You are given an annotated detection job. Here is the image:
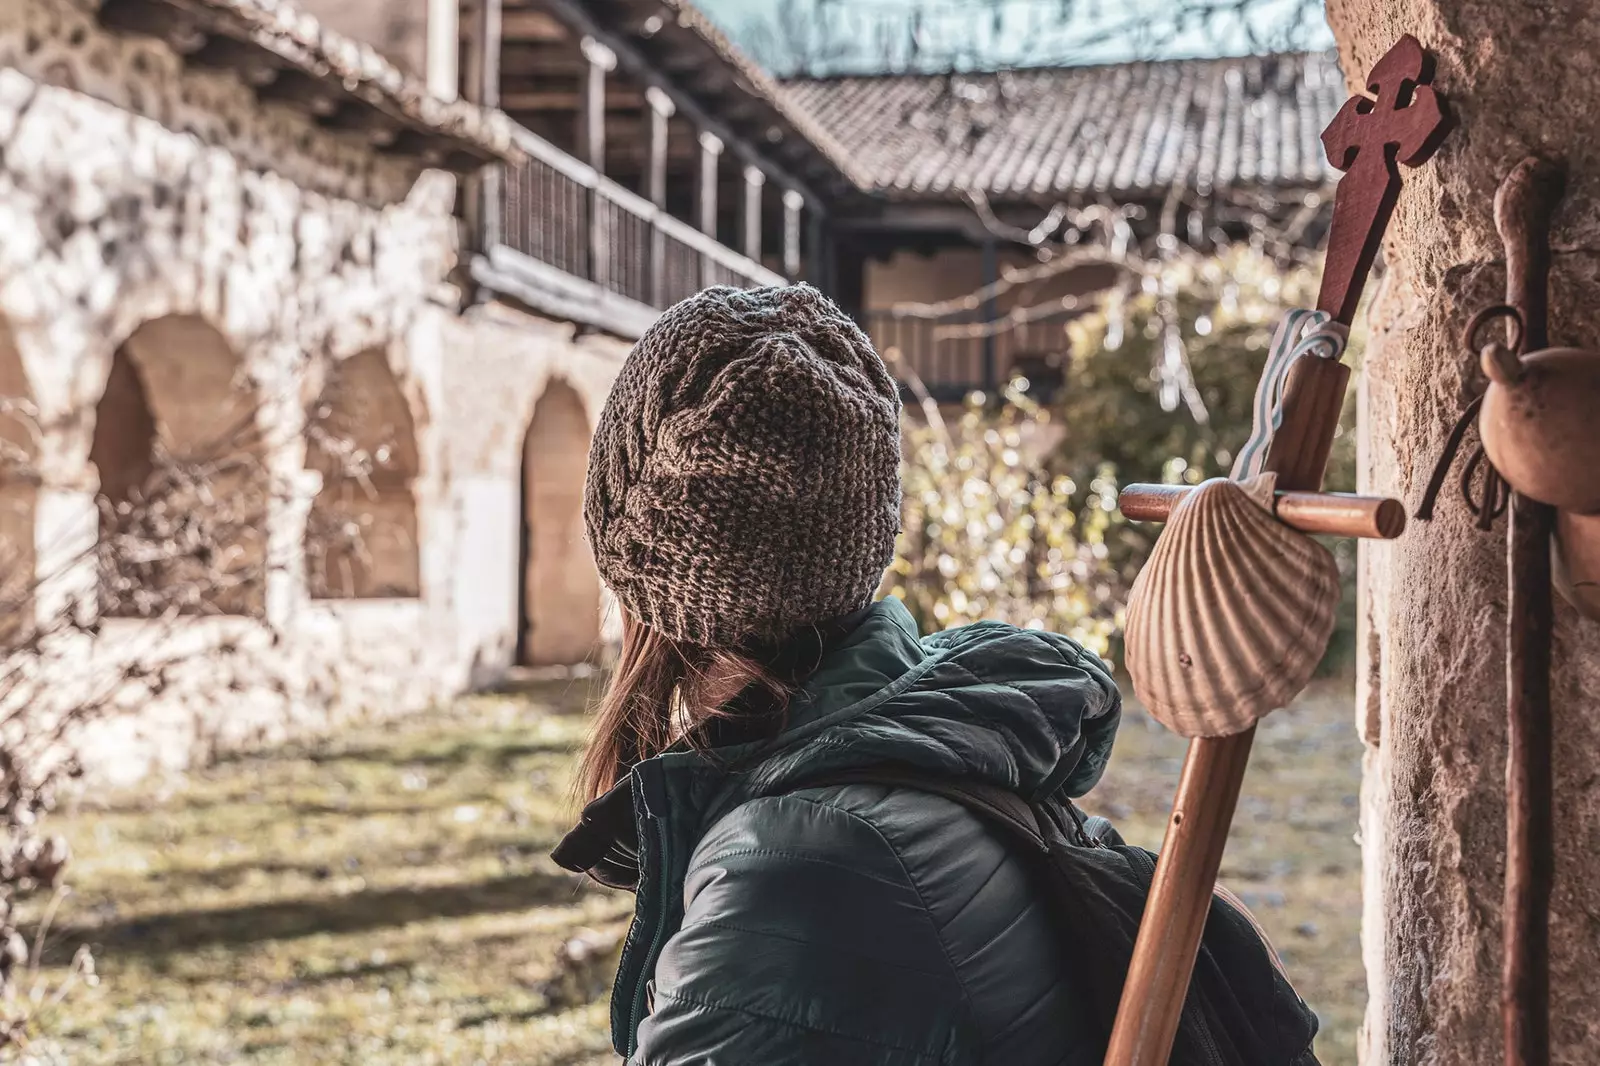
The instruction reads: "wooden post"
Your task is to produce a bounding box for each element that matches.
[1105,359,1349,1066]
[578,36,616,290]
[1495,155,1562,1066]
[806,210,829,290]
[463,0,502,254]
[646,86,673,308]
[783,189,804,281]
[578,36,615,174]
[425,0,458,101]
[698,131,723,239]
[1105,35,1450,1066]
[645,86,673,209]
[742,166,765,265]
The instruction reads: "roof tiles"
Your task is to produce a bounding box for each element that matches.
[781,52,1346,202]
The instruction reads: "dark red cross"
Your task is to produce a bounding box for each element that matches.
[1318,34,1453,324]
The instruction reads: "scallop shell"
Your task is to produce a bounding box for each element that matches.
[1125,474,1342,738]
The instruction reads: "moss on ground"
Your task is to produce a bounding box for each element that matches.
[23,677,1363,1064]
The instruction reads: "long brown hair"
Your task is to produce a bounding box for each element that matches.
[576,610,792,804]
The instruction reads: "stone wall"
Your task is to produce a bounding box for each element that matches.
[0,0,627,784]
[1322,3,1600,1063]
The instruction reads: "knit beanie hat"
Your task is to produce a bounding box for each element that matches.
[584,284,902,648]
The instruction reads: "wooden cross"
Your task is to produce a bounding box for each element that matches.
[1318,34,1452,324]
[1103,37,1453,1066]
[1116,35,1452,538]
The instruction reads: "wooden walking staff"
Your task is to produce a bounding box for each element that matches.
[1103,36,1452,1066]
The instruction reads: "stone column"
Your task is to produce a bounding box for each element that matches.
[1322,5,1600,1063]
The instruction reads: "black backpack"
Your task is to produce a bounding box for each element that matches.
[795,766,1321,1066]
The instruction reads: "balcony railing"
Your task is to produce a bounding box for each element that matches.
[477,124,785,337]
[861,307,1080,403]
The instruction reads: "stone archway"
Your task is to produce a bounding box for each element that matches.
[89,316,267,617]
[0,323,37,626]
[517,379,600,666]
[304,349,422,600]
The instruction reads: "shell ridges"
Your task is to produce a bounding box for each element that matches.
[1125,475,1342,738]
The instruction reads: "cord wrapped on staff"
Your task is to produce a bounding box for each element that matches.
[1106,34,1452,1066]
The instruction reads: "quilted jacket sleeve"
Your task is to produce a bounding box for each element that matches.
[629,791,977,1066]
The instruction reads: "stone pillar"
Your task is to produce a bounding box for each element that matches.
[1322,5,1600,1063]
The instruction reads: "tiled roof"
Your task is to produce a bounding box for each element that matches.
[781,52,1345,202]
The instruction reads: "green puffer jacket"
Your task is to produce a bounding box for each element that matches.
[571,597,1123,1065]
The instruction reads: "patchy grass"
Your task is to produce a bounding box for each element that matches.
[25,680,624,1066]
[23,676,1364,1065]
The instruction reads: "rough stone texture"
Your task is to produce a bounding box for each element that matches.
[0,0,626,783]
[1324,4,1600,1063]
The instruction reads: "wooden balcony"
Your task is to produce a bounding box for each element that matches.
[471,123,786,337]
[458,0,853,339]
[862,307,1080,404]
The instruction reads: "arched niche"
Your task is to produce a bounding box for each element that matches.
[304,349,422,600]
[89,316,267,617]
[518,379,600,666]
[0,323,38,627]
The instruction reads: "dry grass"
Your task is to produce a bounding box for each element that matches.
[20,676,1364,1065]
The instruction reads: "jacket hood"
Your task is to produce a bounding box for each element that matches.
[693,596,1122,823]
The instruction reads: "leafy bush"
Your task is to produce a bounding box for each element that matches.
[881,391,1123,656]
[888,246,1361,673]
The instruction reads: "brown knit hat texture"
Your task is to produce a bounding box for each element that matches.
[584,284,902,647]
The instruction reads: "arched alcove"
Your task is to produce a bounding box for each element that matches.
[0,324,37,627]
[518,379,600,666]
[89,316,267,617]
[304,349,422,600]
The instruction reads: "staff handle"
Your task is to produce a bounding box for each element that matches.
[1119,485,1406,540]
[1103,355,1351,1066]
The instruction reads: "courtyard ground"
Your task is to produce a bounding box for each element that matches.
[21,676,1364,1065]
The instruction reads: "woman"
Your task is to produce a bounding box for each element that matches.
[553,284,1125,1064]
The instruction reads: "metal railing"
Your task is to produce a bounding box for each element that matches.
[861,307,1081,402]
[491,124,784,323]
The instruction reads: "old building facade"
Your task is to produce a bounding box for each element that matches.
[0,0,1346,784]
[0,0,631,781]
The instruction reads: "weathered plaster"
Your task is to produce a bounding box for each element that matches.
[0,0,627,783]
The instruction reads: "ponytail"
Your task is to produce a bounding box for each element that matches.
[575,611,792,804]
